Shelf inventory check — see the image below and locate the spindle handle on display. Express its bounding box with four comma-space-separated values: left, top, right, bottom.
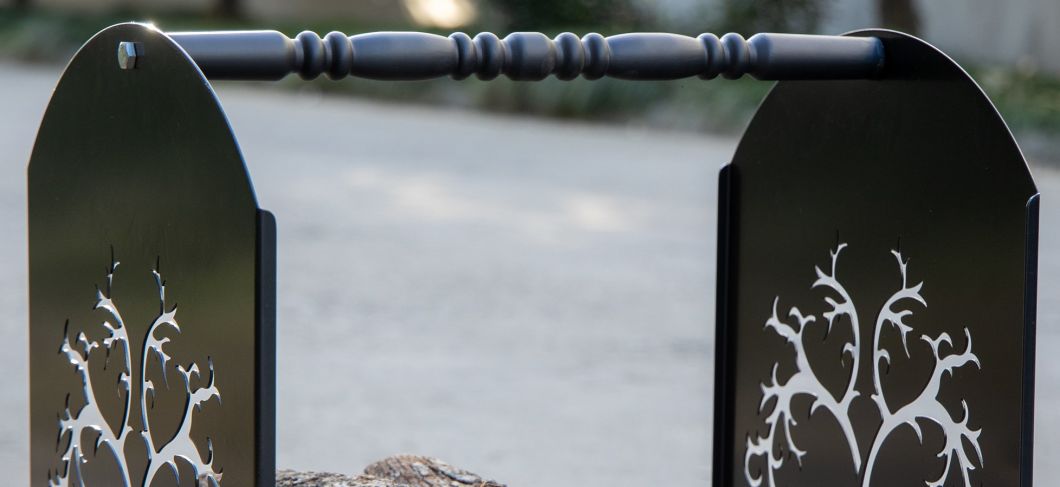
167, 30, 884, 82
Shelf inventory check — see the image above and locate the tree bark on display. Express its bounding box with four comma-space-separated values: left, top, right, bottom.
878, 0, 921, 35
214, 0, 241, 18
276, 455, 506, 487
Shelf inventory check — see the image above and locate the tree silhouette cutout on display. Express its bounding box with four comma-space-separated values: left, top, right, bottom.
744, 244, 983, 486
50, 257, 222, 487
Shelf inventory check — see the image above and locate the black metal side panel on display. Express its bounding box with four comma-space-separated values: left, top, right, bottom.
1021, 194, 1039, 487
28, 23, 273, 487
256, 209, 277, 486
714, 31, 1038, 486
713, 163, 738, 487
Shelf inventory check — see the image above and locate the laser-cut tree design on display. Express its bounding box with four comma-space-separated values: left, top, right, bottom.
49, 257, 223, 487
743, 244, 983, 487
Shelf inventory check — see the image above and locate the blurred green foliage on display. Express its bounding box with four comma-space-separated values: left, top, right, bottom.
0, 6, 1055, 156
488, 0, 647, 32
720, 0, 830, 33
0, 8, 417, 62
971, 64, 1060, 135
291, 74, 771, 134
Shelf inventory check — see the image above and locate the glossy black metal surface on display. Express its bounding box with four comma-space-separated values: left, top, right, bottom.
28, 23, 274, 487
713, 30, 1038, 486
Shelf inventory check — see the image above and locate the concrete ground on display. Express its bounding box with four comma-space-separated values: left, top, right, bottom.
1, 61, 1057, 486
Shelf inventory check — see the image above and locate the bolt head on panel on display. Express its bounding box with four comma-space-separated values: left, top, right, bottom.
117, 41, 139, 70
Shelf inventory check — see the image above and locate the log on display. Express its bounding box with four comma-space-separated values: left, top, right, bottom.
275, 455, 507, 487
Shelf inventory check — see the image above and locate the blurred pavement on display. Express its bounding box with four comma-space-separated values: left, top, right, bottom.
1, 61, 1057, 486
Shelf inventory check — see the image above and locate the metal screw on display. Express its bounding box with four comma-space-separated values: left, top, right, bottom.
117, 42, 139, 70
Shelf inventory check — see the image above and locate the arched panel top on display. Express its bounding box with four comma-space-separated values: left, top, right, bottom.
734, 29, 1036, 197
29, 22, 257, 208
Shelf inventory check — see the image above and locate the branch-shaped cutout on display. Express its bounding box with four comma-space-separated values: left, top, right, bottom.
745, 244, 982, 487
52, 256, 223, 487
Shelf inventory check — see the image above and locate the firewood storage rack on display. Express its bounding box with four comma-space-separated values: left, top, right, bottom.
28, 23, 1038, 487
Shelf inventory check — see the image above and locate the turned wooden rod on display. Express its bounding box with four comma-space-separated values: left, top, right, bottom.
166, 30, 885, 82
